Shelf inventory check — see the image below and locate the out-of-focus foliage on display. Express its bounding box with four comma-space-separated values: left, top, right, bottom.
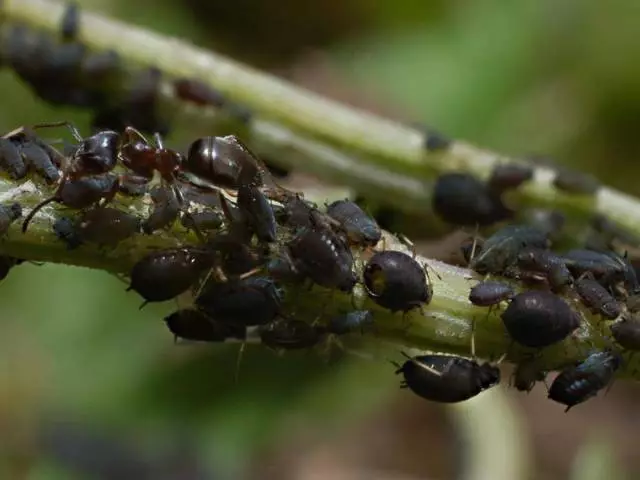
0, 0, 638, 478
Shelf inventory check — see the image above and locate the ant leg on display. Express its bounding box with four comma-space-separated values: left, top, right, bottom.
171, 183, 206, 244
32, 121, 84, 142
21, 197, 57, 233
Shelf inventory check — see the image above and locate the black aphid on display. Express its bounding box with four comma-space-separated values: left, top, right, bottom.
173, 78, 226, 107
18, 139, 61, 183
180, 210, 223, 232
0, 137, 27, 180
326, 199, 381, 247
363, 251, 431, 312
423, 127, 451, 152
574, 276, 621, 320
259, 320, 325, 350
517, 248, 573, 292
610, 318, 640, 351
237, 184, 277, 243
501, 291, 580, 348
395, 353, 500, 403
327, 310, 374, 335
562, 249, 630, 290
487, 163, 533, 193
468, 281, 514, 307
52, 216, 84, 250
164, 309, 245, 342
553, 168, 599, 195
127, 248, 214, 305
0, 202, 22, 235
142, 185, 179, 234
288, 224, 356, 292
470, 225, 549, 275
60, 2, 80, 42
548, 351, 622, 411
196, 276, 283, 327
511, 358, 546, 393
76, 207, 141, 247
432, 173, 512, 226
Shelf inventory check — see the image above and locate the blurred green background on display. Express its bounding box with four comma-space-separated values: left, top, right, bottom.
1, 0, 639, 478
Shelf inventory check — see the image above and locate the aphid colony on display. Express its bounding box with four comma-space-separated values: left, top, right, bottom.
0, 3, 635, 412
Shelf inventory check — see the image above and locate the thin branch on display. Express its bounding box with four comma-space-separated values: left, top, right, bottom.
6, 0, 640, 237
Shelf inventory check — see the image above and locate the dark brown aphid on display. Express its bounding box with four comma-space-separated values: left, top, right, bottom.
0, 137, 27, 180
432, 173, 512, 226
470, 225, 549, 275
19, 140, 61, 183
610, 318, 640, 351
60, 2, 80, 42
76, 207, 141, 247
259, 320, 325, 350
164, 309, 245, 342
501, 291, 580, 348
0, 202, 22, 235
423, 126, 451, 152
184, 135, 261, 189
173, 78, 226, 107
142, 185, 179, 234
574, 276, 621, 320
468, 281, 514, 307
127, 248, 214, 306
562, 249, 634, 291
487, 163, 533, 193
180, 210, 223, 232
363, 251, 431, 312
553, 168, 599, 195
511, 358, 547, 393
326, 199, 381, 247
327, 310, 374, 335
288, 225, 356, 292
196, 276, 283, 326
517, 248, 573, 292
22, 172, 120, 233
52, 216, 84, 250
548, 351, 621, 411
395, 353, 500, 403
118, 174, 150, 197
236, 184, 277, 243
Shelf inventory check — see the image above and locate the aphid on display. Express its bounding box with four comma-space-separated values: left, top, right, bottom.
363, 251, 431, 312
142, 185, 179, 234
277, 195, 318, 229
236, 184, 277, 243
548, 350, 622, 411
394, 352, 500, 403
610, 318, 640, 351
15, 137, 61, 183
288, 225, 357, 292
562, 249, 628, 289
516, 248, 573, 292
184, 135, 261, 189
118, 174, 150, 197
326, 199, 381, 247
76, 207, 141, 247
326, 310, 374, 335
196, 276, 283, 326
60, 3, 80, 42
0, 137, 27, 180
553, 168, 599, 195
423, 127, 451, 152
52, 216, 84, 250
22, 172, 119, 232
574, 276, 621, 320
487, 163, 533, 193
173, 78, 226, 107
180, 210, 223, 232
520, 208, 565, 239
501, 291, 580, 348
81, 50, 121, 86
127, 248, 214, 305
259, 320, 325, 350
164, 309, 245, 342
470, 225, 549, 275
511, 358, 547, 393
432, 173, 512, 226
0, 202, 22, 235
626, 294, 640, 313
468, 281, 514, 307
265, 253, 304, 283
0, 256, 23, 281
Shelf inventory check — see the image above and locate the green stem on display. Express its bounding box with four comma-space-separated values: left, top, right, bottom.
7, 0, 640, 235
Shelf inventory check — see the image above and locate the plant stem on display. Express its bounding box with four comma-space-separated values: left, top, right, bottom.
7, 0, 640, 237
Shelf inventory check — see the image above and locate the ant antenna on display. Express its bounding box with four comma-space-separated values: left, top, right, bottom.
32, 121, 84, 142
